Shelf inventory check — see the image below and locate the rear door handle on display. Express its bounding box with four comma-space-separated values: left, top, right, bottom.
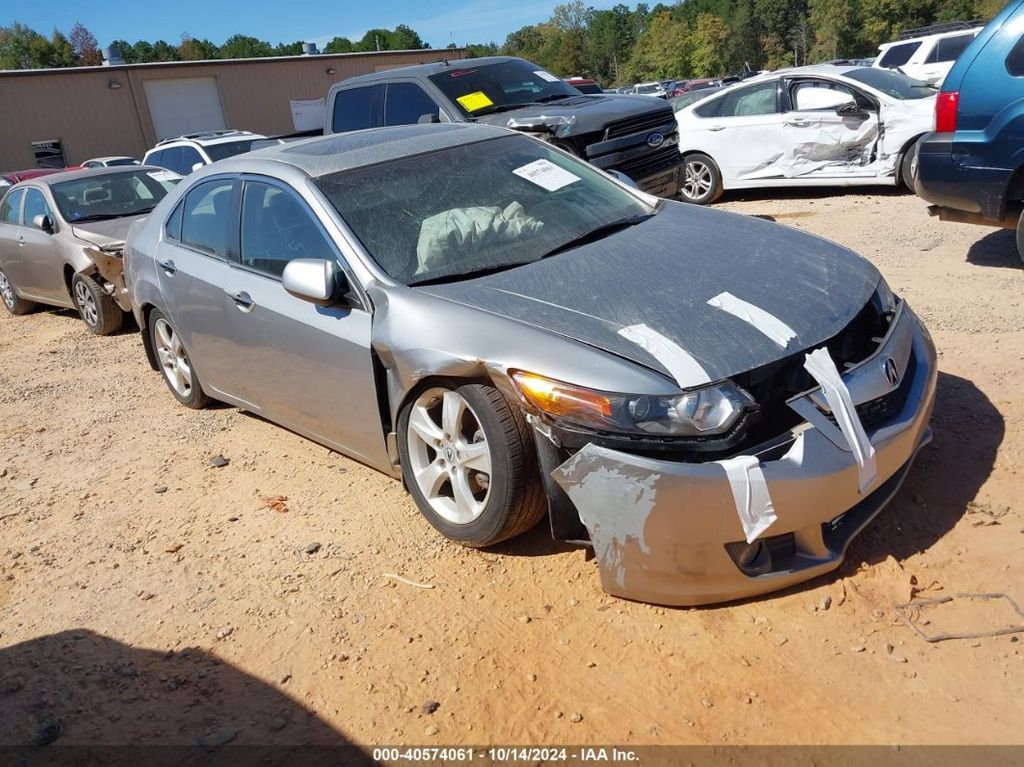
227, 290, 255, 312
157, 259, 176, 275
707, 124, 726, 132
784, 119, 813, 127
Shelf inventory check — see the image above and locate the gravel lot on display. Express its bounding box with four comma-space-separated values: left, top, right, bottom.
1, 188, 1022, 748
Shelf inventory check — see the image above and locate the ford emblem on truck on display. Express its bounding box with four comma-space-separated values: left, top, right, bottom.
646, 132, 665, 148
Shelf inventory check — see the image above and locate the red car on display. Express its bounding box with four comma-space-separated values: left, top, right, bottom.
0, 168, 65, 185
564, 77, 603, 94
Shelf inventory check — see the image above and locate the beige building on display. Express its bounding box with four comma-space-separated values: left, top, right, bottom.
0, 48, 464, 170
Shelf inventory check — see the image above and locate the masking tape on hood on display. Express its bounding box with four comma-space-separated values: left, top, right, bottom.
718, 455, 777, 544
804, 347, 877, 493
707, 292, 797, 349
617, 324, 711, 387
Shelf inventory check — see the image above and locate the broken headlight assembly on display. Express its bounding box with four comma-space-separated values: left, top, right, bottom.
511, 371, 755, 438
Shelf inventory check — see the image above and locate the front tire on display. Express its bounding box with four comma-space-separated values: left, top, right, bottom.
398, 383, 547, 547
148, 309, 210, 409
72, 273, 123, 335
680, 153, 723, 205
900, 138, 922, 192
0, 267, 34, 316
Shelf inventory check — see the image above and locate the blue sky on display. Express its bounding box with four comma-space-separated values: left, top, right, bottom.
3, 0, 621, 50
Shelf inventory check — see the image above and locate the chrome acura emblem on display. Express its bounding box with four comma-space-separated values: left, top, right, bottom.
646, 132, 665, 148
883, 357, 900, 387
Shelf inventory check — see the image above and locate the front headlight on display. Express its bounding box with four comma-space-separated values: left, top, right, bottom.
511, 371, 754, 438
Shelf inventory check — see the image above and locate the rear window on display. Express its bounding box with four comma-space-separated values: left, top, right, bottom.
332, 84, 385, 133
878, 41, 922, 68
926, 33, 975, 63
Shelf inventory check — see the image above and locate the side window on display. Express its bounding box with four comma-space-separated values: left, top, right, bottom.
384, 82, 441, 126
0, 190, 24, 225
718, 82, 778, 117
239, 181, 334, 278
146, 150, 165, 169
165, 200, 184, 241
929, 34, 974, 63
331, 84, 385, 133
1008, 35, 1024, 77
162, 147, 187, 175
694, 97, 724, 118
180, 146, 204, 172
879, 41, 922, 68
180, 179, 236, 258
791, 81, 856, 111
23, 189, 52, 228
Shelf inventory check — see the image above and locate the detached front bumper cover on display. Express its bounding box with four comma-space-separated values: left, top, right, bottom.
552, 304, 937, 606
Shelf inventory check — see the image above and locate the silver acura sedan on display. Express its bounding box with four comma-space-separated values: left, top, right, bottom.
124, 123, 937, 606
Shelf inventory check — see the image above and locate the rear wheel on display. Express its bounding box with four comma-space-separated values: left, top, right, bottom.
72, 273, 123, 335
680, 153, 723, 205
398, 383, 547, 547
149, 309, 210, 409
0, 267, 34, 316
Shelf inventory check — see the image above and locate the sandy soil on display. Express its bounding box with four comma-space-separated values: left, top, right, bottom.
1, 189, 1022, 750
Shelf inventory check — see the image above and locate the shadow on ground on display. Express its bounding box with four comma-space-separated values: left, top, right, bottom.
720, 185, 908, 205
966, 228, 1022, 269
0, 629, 373, 763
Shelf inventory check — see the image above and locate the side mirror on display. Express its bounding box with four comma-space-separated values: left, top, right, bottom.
836, 101, 867, 117
417, 113, 441, 124
191, 162, 205, 173
282, 258, 345, 304
33, 214, 54, 234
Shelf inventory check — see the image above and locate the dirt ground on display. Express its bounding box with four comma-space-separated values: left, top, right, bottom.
1, 188, 1022, 750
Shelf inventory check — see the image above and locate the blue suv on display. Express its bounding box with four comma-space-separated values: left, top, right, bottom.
915, 0, 1024, 259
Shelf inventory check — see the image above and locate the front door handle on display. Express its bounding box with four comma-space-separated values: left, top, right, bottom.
17, 236, 25, 247
784, 119, 813, 127
707, 124, 726, 132
228, 290, 255, 312
157, 259, 176, 275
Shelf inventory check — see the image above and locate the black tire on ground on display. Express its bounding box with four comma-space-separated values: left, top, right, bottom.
147, 308, 211, 409
680, 153, 723, 205
72, 273, 123, 335
398, 382, 548, 548
900, 138, 921, 192
0, 266, 35, 316
1016, 210, 1024, 266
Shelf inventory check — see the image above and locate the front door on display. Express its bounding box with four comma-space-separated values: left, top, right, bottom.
216, 177, 387, 467
19, 187, 65, 303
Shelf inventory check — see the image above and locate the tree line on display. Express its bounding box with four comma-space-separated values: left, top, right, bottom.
0, 1, 1009, 83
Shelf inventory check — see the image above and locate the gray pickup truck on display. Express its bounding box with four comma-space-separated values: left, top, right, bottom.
324, 56, 682, 197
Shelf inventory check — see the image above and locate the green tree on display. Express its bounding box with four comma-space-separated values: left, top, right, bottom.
150, 40, 181, 62
0, 23, 52, 69
109, 38, 137, 63
324, 36, 355, 53
179, 34, 219, 60
689, 12, 731, 76
274, 40, 305, 55
809, 0, 857, 62
356, 28, 393, 51
50, 30, 76, 67
388, 24, 427, 50
551, 0, 592, 74
219, 34, 273, 59
624, 10, 687, 82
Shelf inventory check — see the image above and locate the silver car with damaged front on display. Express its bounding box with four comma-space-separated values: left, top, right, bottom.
124, 123, 936, 606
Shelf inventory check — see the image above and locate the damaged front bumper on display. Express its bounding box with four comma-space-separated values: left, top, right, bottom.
551, 304, 937, 606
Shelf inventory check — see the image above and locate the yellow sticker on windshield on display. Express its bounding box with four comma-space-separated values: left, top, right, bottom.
456, 91, 494, 112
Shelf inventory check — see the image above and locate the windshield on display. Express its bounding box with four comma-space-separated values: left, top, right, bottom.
844, 67, 935, 99
50, 169, 181, 222
314, 134, 653, 285
204, 139, 261, 162
428, 60, 581, 117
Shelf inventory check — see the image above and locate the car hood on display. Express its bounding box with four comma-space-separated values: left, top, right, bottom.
71, 215, 148, 249
473, 94, 674, 138
418, 203, 880, 388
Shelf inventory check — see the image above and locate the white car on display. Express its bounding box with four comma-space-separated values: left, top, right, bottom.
142, 130, 271, 176
674, 65, 936, 204
633, 81, 667, 98
81, 156, 142, 168
873, 23, 982, 86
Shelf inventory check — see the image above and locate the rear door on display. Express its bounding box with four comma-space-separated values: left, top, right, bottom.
689, 81, 785, 182
781, 79, 881, 179
215, 176, 385, 465
915, 33, 977, 84
154, 176, 244, 401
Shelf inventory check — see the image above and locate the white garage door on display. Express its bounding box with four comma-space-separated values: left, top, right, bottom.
144, 77, 226, 140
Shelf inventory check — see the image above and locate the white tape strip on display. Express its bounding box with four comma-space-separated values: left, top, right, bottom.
707, 291, 797, 349
804, 347, 877, 493
718, 455, 777, 544
618, 324, 711, 387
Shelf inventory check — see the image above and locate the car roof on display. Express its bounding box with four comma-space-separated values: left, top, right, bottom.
149, 131, 265, 151
879, 25, 983, 46
336, 56, 518, 87
236, 123, 509, 178
86, 156, 136, 162
11, 165, 170, 188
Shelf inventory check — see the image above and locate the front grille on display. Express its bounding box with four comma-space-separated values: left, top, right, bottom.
824, 352, 916, 433
605, 111, 674, 140
614, 144, 682, 181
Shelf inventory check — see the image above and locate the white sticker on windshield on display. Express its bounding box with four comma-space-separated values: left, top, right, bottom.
513, 159, 580, 192
534, 70, 560, 83
147, 170, 181, 182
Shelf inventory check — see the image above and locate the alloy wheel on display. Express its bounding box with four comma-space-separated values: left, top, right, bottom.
153, 318, 194, 398
74, 280, 99, 327
0, 272, 14, 310
683, 159, 714, 201
406, 388, 493, 525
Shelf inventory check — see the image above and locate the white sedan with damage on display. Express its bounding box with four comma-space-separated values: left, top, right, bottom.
674, 66, 936, 204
